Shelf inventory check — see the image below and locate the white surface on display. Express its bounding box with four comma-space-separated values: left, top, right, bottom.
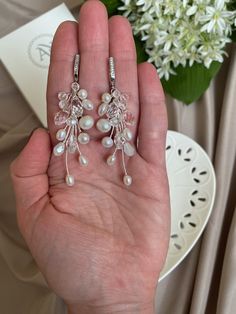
0, 3, 76, 127
160, 131, 216, 281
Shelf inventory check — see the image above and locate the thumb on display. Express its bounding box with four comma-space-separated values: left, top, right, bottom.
10, 128, 51, 230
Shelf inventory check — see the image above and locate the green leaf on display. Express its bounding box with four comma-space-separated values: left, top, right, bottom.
161, 62, 222, 104
101, 0, 122, 16
227, 1, 236, 41
231, 29, 236, 42
134, 36, 148, 63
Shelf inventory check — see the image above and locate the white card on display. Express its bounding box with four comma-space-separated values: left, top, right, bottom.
0, 3, 76, 127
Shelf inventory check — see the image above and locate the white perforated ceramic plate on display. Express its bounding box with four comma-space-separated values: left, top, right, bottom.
159, 131, 216, 281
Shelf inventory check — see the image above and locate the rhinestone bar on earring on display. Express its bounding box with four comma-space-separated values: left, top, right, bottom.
96, 57, 136, 186
53, 54, 94, 187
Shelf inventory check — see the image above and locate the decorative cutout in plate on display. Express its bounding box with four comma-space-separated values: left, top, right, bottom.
159, 131, 216, 281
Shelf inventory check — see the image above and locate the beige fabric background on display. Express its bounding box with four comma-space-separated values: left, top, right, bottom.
0, 1, 235, 313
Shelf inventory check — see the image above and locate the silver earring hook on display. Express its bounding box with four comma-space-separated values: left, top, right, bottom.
109, 57, 116, 89
74, 54, 80, 82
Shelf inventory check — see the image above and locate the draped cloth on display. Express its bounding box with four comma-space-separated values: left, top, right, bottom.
0, 1, 235, 313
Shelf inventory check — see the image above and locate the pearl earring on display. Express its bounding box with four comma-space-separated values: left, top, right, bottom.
96, 57, 136, 186
53, 54, 94, 186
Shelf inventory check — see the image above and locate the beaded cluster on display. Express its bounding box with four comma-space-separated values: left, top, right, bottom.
52, 55, 136, 187
53, 55, 94, 186
96, 57, 136, 186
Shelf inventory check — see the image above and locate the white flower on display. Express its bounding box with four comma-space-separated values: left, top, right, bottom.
186, 5, 198, 16
200, 0, 234, 35
119, 0, 236, 80
118, 0, 134, 17
188, 46, 202, 66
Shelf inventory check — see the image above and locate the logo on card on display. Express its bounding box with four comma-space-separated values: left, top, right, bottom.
28, 34, 53, 68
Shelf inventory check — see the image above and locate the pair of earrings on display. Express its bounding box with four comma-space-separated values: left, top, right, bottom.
53, 54, 136, 187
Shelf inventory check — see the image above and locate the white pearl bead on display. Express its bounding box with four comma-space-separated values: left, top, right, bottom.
78, 89, 88, 99
79, 155, 88, 167
123, 128, 133, 141
66, 174, 75, 186
124, 142, 136, 157
98, 103, 108, 117
107, 155, 116, 166
78, 132, 90, 144
102, 93, 112, 103
56, 129, 66, 141
82, 99, 93, 111
53, 143, 65, 156
102, 137, 113, 148
123, 175, 132, 186
96, 119, 111, 133
79, 115, 94, 130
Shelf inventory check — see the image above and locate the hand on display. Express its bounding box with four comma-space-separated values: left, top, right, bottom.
10, 1, 170, 313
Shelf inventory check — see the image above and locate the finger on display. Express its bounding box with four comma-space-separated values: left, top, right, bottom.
108, 16, 139, 131
10, 128, 51, 225
78, 0, 109, 109
47, 21, 78, 145
137, 62, 167, 165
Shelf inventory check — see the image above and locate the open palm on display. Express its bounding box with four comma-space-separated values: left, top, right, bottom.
11, 1, 170, 313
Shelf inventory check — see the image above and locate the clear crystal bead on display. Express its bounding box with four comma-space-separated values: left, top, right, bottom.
120, 93, 129, 102
54, 111, 69, 125
112, 89, 120, 98
124, 142, 136, 157
69, 134, 76, 144
117, 102, 126, 111
123, 111, 135, 126
67, 142, 77, 154
107, 103, 120, 118
114, 133, 126, 149
71, 97, 80, 106
72, 105, 83, 117
71, 82, 80, 91
109, 117, 120, 126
